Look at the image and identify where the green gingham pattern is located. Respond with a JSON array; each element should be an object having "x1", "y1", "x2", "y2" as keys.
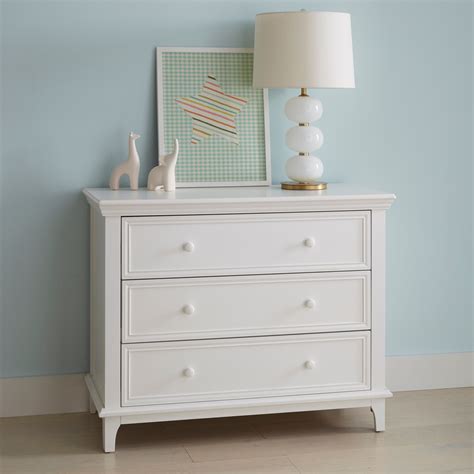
[{"x1": 161, "y1": 51, "x2": 267, "y2": 183}]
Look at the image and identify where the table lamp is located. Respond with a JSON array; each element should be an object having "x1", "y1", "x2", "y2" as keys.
[{"x1": 253, "y1": 11, "x2": 355, "y2": 190}]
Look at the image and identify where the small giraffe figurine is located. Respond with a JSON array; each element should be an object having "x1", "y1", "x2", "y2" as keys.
[
  {"x1": 147, "y1": 139, "x2": 179, "y2": 192},
  {"x1": 109, "y1": 132, "x2": 140, "y2": 190}
]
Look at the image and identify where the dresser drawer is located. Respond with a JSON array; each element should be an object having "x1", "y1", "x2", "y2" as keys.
[
  {"x1": 122, "y1": 211, "x2": 371, "y2": 279},
  {"x1": 122, "y1": 271, "x2": 371, "y2": 343},
  {"x1": 122, "y1": 332, "x2": 370, "y2": 406}
]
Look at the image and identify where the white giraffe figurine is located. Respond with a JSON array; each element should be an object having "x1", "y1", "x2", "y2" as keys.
[
  {"x1": 109, "y1": 132, "x2": 140, "y2": 190},
  {"x1": 147, "y1": 139, "x2": 180, "y2": 192}
]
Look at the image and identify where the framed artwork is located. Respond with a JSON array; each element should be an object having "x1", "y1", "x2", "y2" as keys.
[{"x1": 157, "y1": 47, "x2": 271, "y2": 187}]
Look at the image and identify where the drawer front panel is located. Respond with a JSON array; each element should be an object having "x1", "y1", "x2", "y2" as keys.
[
  {"x1": 122, "y1": 332, "x2": 370, "y2": 406},
  {"x1": 122, "y1": 212, "x2": 371, "y2": 279},
  {"x1": 122, "y1": 272, "x2": 371, "y2": 343}
]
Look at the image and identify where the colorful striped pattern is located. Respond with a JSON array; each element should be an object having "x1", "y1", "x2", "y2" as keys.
[{"x1": 176, "y1": 74, "x2": 248, "y2": 145}]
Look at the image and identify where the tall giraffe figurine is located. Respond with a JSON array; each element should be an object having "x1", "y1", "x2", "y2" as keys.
[{"x1": 109, "y1": 132, "x2": 140, "y2": 190}]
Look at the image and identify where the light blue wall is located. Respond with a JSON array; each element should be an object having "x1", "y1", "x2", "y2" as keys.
[{"x1": 1, "y1": 0, "x2": 472, "y2": 378}]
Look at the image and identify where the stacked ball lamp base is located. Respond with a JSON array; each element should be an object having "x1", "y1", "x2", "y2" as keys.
[{"x1": 282, "y1": 88, "x2": 327, "y2": 191}]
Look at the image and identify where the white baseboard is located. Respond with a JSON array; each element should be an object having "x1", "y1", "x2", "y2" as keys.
[
  {"x1": 0, "y1": 373, "x2": 89, "y2": 417},
  {"x1": 386, "y1": 352, "x2": 474, "y2": 392},
  {"x1": 1, "y1": 352, "x2": 472, "y2": 417}
]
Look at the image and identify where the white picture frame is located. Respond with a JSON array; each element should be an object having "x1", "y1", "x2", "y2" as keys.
[{"x1": 157, "y1": 47, "x2": 271, "y2": 188}]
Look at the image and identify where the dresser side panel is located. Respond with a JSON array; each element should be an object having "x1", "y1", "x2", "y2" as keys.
[
  {"x1": 103, "y1": 216, "x2": 122, "y2": 409},
  {"x1": 371, "y1": 209, "x2": 388, "y2": 392},
  {"x1": 90, "y1": 209, "x2": 121, "y2": 409},
  {"x1": 90, "y1": 207, "x2": 106, "y2": 403}
]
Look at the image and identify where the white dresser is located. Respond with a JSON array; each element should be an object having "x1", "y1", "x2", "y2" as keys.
[{"x1": 83, "y1": 185, "x2": 395, "y2": 453}]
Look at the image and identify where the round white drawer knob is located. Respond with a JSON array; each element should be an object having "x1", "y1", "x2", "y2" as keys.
[
  {"x1": 183, "y1": 367, "x2": 195, "y2": 378},
  {"x1": 182, "y1": 242, "x2": 195, "y2": 253},
  {"x1": 182, "y1": 304, "x2": 195, "y2": 315},
  {"x1": 304, "y1": 360, "x2": 316, "y2": 370},
  {"x1": 304, "y1": 238, "x2": 316, "y2": 248},
  {"x1": 304, "y1": 299, "x2": 316, "y2": 309}
]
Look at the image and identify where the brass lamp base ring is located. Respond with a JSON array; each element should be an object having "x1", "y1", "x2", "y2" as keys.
[{"x1": 281, "y1": 181, "x2": 327, "y2": 191}]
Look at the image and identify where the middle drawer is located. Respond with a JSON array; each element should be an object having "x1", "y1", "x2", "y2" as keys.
[{"x1": 122, "y1": 271, "x2": 371, "y2": 343}]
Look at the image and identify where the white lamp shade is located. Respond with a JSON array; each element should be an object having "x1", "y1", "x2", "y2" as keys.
[{"x1": 253, "y1": 11, "x2": 355, "y2": 89}]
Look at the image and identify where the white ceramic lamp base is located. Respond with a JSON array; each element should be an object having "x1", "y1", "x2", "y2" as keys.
[
  {"x1": 282, "y1": 92, "x2": 327, "y2": 190},
  {"x1": 285, "y1": 155, "x2": 324, "y2": 182}
]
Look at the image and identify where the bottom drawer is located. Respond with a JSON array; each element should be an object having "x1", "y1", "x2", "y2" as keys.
[{"x1": 122, "y1": 332, "x2": 370, "y2": 406}]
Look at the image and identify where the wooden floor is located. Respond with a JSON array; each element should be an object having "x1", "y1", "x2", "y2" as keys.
[{"x1": 0, "y1": 388, "x2": 472, "y2": 473}]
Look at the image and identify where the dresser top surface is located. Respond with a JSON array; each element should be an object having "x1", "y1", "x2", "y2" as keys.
[{"x1": 84, "y1": 185, "x2": 395, "y2": 216}]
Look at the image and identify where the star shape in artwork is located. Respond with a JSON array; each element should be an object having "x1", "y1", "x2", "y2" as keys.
[{"x1": 176, "y1": 74, "x2": 248, "y2": 145}]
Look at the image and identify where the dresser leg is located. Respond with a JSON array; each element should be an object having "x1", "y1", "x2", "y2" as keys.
[
  {"x1": 370, "y1": 399, "x2": 385, "y2": 432},
  {"x1": 103, "y1": 417, "x2": 120, "y2": 453}
]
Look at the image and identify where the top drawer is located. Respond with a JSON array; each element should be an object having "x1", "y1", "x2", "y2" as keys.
[{"x1": 122, "y1": 211, "x2": 371, "y2": 279}]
